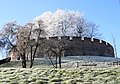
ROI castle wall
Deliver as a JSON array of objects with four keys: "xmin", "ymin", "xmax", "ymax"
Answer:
[
  {"xmin": 9, "ymin": 36, "xmax": 115, "ymax": 61},
  {"xmin": 36, "ymin": 36, "xmax": 114, "ymax": 57}
]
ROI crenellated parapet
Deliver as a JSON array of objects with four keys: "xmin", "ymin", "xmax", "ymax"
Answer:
[
  {"xmin": 41, "ymin": 36, "xmax": 114, "ymax": 57},
  {"xmin": 9, "ymin": 36, "xmax": 115, "ymax": 61}
]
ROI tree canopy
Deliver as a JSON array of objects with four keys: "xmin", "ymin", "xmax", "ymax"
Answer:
[{"xmin": 34, "ymin": 9, "xmax": 101, "ymax": 38}]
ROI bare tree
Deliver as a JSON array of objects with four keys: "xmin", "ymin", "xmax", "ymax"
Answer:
[
  {"xmin": 16, "ymin": 20, "xmax": 45, "ymax": 68},
  {"xmin": 0, "ymin": 20, "xmax": 45, "ymax": 68},
  {"xmin": 86, "ymin": 22, "xmax": 102, "ymax": 38},
  {"xmin": 75, "ymin": 18, "xmax": 87, "ymax": 37},
  {"xmin": 0, "ymin": 21, "xmax": 17, "ymax": 59},
  {"xmin": 34, "ymin": 9, "xmax": 102, "ymax": 39},
  {"xmin": 29, "ymin": 20, "xmax": 47, "ymax": 68},
  {"xmin": 15, "ymin": 23, "xmax": 33, "ymax": 68},
  {"xmin": 75, "ymin": 18, "xmax": 102, "ymax": 39},
  {"xmin": 111, "ymin": 33, "xmax": 117, "ymax": 58},
  {"xmin": 44, "ymin": 38, "xmax": 58, "ymax": 68},
  {"xmin": 45, "ymin": 37, "xmax": 70, "ymax": 68}
]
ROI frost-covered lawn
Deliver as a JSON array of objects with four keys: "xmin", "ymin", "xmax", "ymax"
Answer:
[
  {"xmin": 0, "ymin": 57, "xmax": 120, "ymax": 84},
  {"xmin": 0, "ymin": 56, "xmax": 119, "ymax": 68},
  {"xmin": 0, "ymin": 66, "xmax": 120, "ymax": 84}
]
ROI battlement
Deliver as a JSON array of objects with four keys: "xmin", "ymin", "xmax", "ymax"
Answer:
[
  {"xmin": 9, "ymin": 36, "xmax": 115, "ymax": 61},
  {"xmin": 45, "ymin": 36, "xmax": 113, "ymax": 48},
  {"xmin": 42, "ymin": 36, "xmax": 114, "ymax": 57}
]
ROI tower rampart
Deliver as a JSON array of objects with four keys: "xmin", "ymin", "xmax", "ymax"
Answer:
[{"xmin": 41, "ymin": 36, "xmax": 115, "ymax": 57}]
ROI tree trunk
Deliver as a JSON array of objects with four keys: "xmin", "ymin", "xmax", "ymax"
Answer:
[
  {"xmin": 49, "ymin": 57, "xmax": 56, "ymax": 68},
  {"xmin": 33, "ymin": 45, "xmax": 39, "ymax": 61},
  {"xmin": 47, "ymin": 50, "xmax": 56, "ymax": 68},
  {"xmin": 22, "ymin": 60, "xmax": 26, "ymax": 68},
  {"xmin": 26, "ymin": 52, "xmax": 29, "ymax": 61},
  {"xmin": 22, "ymin": 52, "xmax": 26, "ymax": 68},
  {"xmin": 59, "ymin": 54, "xmax": 61, "ymax": 68},
  {"xmin": 56, "ymin": 55, "xmax": 57, "ymax": 68},
  {"xmin": 30, "ymin": 46, "xmax": 33, "ymax": 68}
]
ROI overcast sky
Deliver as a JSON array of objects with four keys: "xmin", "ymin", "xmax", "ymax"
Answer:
[{"xmin": 0, "ymin": 0, "xmax": 120, "ymax": 58}]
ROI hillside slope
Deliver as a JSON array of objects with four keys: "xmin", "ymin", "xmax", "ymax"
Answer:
[{"xmin": 0, "ymin": 67, "xmax": 120, "ymax": 84}]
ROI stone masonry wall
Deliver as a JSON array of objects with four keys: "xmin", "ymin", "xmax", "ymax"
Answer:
[{"xmin": 36, "ymin": 36, "xmax": 114, "ymax": 57}]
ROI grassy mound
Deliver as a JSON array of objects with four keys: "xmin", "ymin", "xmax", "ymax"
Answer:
[
  {"xmin": 0, "ymin": 57, "xmax": 120, "ymax": 84},
  {"xmin": 0, "ymin": 67, "xmax": 120, "ymax": 84}
]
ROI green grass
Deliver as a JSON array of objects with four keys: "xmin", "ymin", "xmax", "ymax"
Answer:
[
  {"xmin": 0, "ymin": 66, "xmax": 120, "ymax": 84},
  {"xmin": 0, "ymin": 59, "xmax": 120, "ymax": 84}
]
